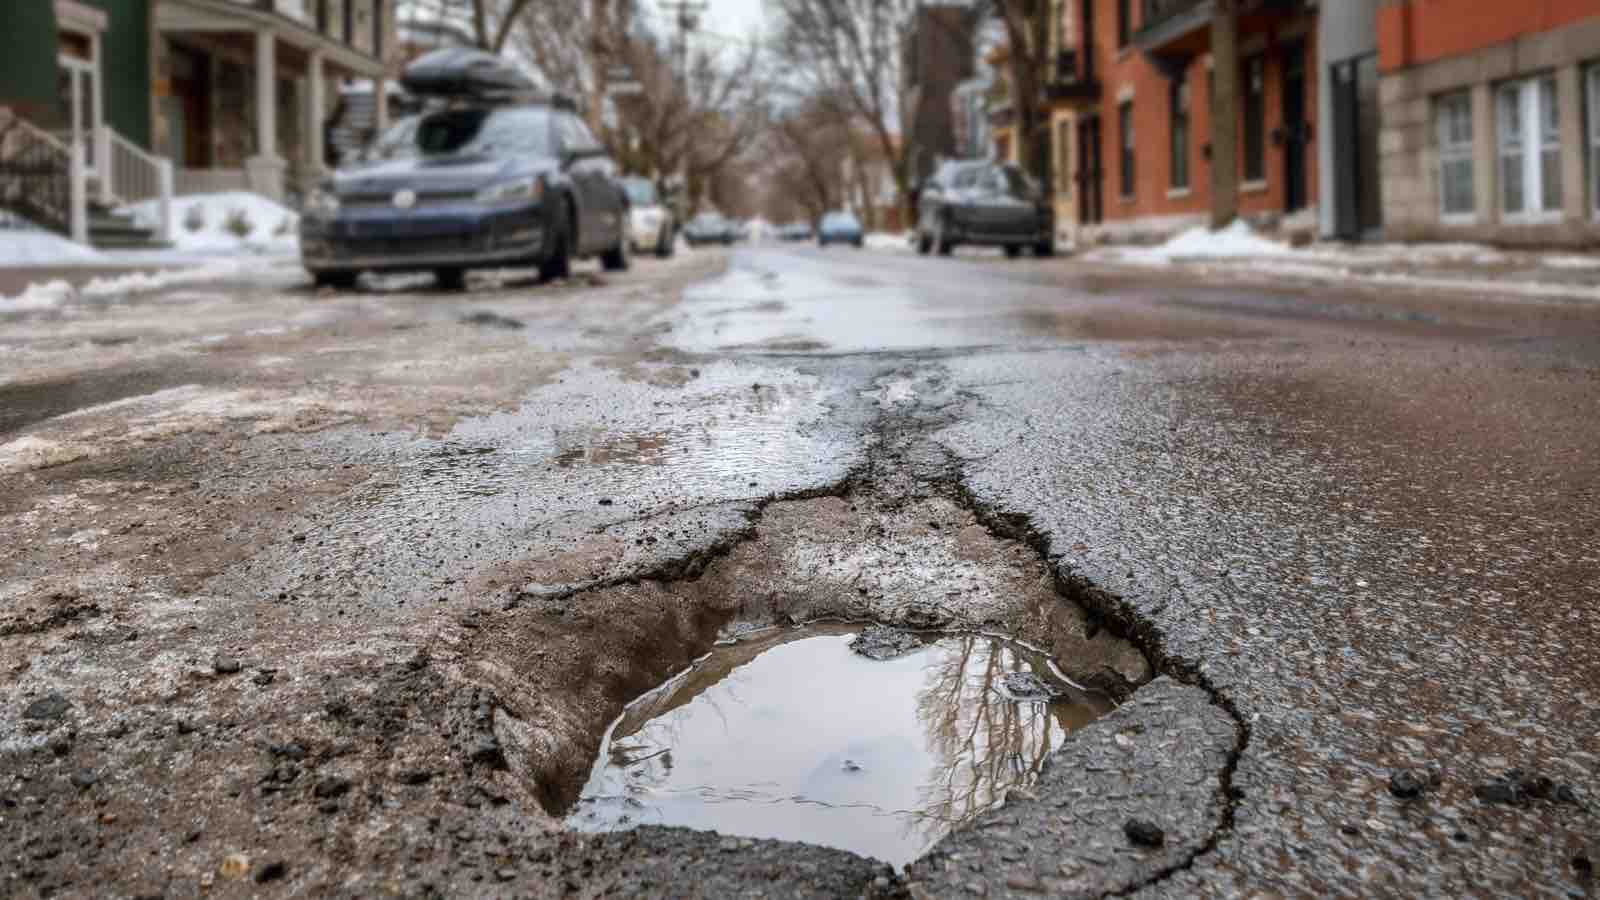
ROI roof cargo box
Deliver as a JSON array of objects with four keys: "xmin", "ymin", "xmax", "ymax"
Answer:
[{"xmin": 401, "ymin": 48, "xmax": 534, "ymax": 99}]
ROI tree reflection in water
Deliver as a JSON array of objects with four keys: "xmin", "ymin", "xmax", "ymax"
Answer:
[{"xmin": 566, "ymin": 626, "xmax": 1109, "ymax": 866}]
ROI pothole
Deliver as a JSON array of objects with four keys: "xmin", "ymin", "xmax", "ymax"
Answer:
[{"xmin": 564, "ymin": 623, "xmax": 1113, "ymax": 867}]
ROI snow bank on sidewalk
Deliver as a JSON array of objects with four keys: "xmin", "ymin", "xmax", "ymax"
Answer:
[
  {"xmin": 1, "ymin": 258, "xmax": 299, "ymax": 311},
  {"xmin": 865, "ymin": 232, "xmax": 912, "ymax": 252},
  {"xmin": 0, "ymin": 229, "xmax": 108, "ymax": 266},
  {"xmin": 1097, "ymin": 220, "xmax": 1296, "ymax": 264},
  {"xmin": 120, "ymin": 191, "xmax": 299, "ymax": 256}
]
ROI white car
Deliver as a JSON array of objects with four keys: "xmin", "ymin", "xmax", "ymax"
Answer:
[{"xmin": 622, "ymin": 176, "xmax": 675, "ymax": 258}]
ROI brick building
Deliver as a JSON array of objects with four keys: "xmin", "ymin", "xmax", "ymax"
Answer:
[
  {"xmin": 1036, "ymin": 0, "xmax": 1321, "ymax": 245},
  {"xmin": 1376, "ymin": 0, "xmax": 1600, "ymax": 248}
]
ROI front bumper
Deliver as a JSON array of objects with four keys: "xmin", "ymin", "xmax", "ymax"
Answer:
[
  {"xmin": 947, "ymin": 211, "xmax": 1052, "ymax": 246},
  {"xmin": 301, "ymin": 202, "xmax": 547, "ymax": 272}
]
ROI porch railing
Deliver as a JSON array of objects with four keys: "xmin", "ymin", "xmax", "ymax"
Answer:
[
  {"xmin": 105, "ymin": 128, "xmax": 175, "ymax": 242},
  {"xmin": 0, "ymin": 110, "xmax": 81, "ymax": 240}
]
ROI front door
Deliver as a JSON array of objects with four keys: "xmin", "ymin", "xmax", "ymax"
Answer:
[
  {"xmin": 1282, "ymin": 42, "xmax": 1308, "ymax": 212},
  {"xmin": 1076, "ymin": 114, "xmax": 1102, "ymax": 225}
]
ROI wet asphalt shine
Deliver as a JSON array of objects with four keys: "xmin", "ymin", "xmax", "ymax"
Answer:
[{"xmin": 2, "ymin": 245, "xmax": 1598, "ymax": 898}]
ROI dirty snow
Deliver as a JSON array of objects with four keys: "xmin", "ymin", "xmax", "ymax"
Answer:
[
  {"xmin": 0, "ymin": 229, "xmax": 108, "ymax": 266},
  {"xmin": 865, "ymin": 232, "xmax": 912, "ymax": 253},
  {"xmin": 1095, "ymin": 220, "xmax": 1296, "ymax": 264},
  {"xmin": 120, "ymin": 191, "xmax": 299, "ymax": 256}
]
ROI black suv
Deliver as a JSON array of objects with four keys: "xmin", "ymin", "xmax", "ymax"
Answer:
[
  {"xmin": 915, "ymin": 160, "xmax": 1054, "ymax": 259},
  {"xmin": 300, "ymin": 49, "xmax": 630, "ymax": 290}
]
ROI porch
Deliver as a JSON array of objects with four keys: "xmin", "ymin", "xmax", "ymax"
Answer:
[{"xmin": 153, "ymin": 0, "xmax": 391, "ymax": 203}]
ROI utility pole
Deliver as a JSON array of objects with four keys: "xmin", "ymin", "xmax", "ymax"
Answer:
[
  {"xmin": 657, "ymin": 0, "xmax": 706, "ymax": 212},
  {"xmin": 1210, "ymin": 0, "xmax": 1240, "ymax": 229}
]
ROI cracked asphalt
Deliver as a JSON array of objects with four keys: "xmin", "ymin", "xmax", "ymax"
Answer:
[{"xmin": 2, "ymin": 244, "xmax": 1597, "ymax": 898}]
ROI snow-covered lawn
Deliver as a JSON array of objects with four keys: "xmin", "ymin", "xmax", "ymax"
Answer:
[
  {"xmin": 0, "ymin": 229, "xmax": 109, "ymax": 266},
  {"xmin": 121, "ymin": 191, "xmax": 299, "ymax": 257}
]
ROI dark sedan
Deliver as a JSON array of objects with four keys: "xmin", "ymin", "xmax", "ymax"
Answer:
[
  {"xmin": 682, "ymin": 212, "xmax": 735, "ymax": 246},
  {"xmin": 916, "ymin": 161, "xmax": 1054, "ymax": 259},
  {"xmin": 300, "ymin": 52, "xmax": 629, "ymax": 290}
]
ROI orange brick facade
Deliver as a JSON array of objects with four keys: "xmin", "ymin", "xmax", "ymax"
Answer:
[
  {"xmin": 1378, "ymin": 0, "xmax": 1600, "ymax": 73},
  {"xmin": 1045, "ymin": 1, "xmax": 1322, "ymax": 242}
]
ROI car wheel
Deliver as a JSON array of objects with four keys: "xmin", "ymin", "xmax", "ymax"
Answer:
[
  {"xmin": 854, "ymin": 238, "xmax": 864, "ymax": 249},
  {"xmin": 917, "ymin": 231, "xmax": 932, "ymax": 255},
  {"xmin": 657, "ymin": 225, "xmax": 675, "ymax": 258},
  {"xmin": 313, "ymin": 270, "xmax": 358, "ymax": 290},
  {"xmin": 935, "ymin": 215, "xmax": 954, "ymax": 256},
  {"xmin": 539, "ymin": 197, "xmax": 573, "ymax": 283},
  {"xmin": 601, "ymin": 228, "xmax": 630, "ymax": 272},
  {"xmin": 1004, "ymin": 245, "xmax": 1022, "ymax": 259},
  {"xmin": 434, "ymin": 267, "xmax": 467, "ymax": 291},
  {"xmin": 1035, "ymin": 239, "xmax": 1056, "ymax": 258}
]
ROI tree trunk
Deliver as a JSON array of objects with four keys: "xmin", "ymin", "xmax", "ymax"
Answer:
[{"xmin": 1210, "ymin": 0, "xmax": 1240, "ymax": 229}]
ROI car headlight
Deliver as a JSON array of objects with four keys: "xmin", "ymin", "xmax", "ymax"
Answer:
[
  {"xmin": 306, "ymin": 187, "xmax": 340, "ymax": 217},
  {"xmin": 477, "ymin": 177, "xmax": 544, "ymax": 206}
]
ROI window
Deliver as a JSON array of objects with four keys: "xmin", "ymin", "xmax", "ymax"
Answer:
[
  {"xmin": 1117, "ymin": 0, "xmax": 1130, "ymax": 48},
  {"xmin": 1498, "ymin": 76, "xmax": 1561, "ymax": 219},
  {"xmin": 1119, "ymin": 100, "xmax": 1135, "ymax": 198},
  {"xmin": 1436, "ymin": 91, "xmax": 1474, "ymax": 219},
  {"xmin": 1242, "ymin": 57, "xmax": 1265, "ymax": 182},
  {"xmin": 1590, "ymin": 66, "xmax": 1600, "ymax": 218},
  {"xmin": 1056, "ymin": 119, "xmax": 1073, "ymax": 196},
  {"xmin": 1170, "ymin": 78, "xmax": 1189, "ymax": 190}
]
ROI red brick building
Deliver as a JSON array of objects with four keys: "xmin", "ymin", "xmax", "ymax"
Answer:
[
  {"xmin": 1039, "ymin": 0, "xmax": 1321, "ymax": 244},
  {"xmin": 1376, "ymin": 0, "xmax": 1600, "ymax": 247}
]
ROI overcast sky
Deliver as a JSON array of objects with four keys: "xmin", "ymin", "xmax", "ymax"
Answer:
[{"xmin": 698, "ymin": 0, "xmax": 769, "ymax": 40}]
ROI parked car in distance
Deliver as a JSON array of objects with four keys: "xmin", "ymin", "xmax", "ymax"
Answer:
[
  {"xmin": 300, "ymin": 48, "xmax": 631, "ymax": 291},
  {"xmin": 682, "ymin": 212, "xmax": 735, "ymax": 246},
  {"xmin": 916, "ymin": 160, "xmax": 1054, "ymax": 259},
  {"xmin": 778, "ymin": 222, "xmax": 813, "ymax": 242},
  {"xmin": 622, "ymin": 176, "xmax": 675, "ymax": 258},
  {"xmin": 818, "ymin": 211, "xmax": 864, "ymax": 248}
]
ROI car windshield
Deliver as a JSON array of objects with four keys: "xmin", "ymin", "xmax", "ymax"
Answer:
[
  {"xmin": 414, "ymin": 107, "xmax": 555, "ymax": 158},
  {"xmin": 822, "ymin": 213, "xmax": 859, "ymax": 229},
  {"xmin": 368, "ymin": 116, "xmax": 421, "ymax": 161},
  {"xmin": 623, "ymin": 179, "xmax": 659, "ymax": 206},
  {"xmin": 996, "ymin": 166, "xmax": 1035, "ymax": 198}
]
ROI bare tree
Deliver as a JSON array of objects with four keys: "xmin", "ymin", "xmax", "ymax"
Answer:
[
  {"xmin": 772, "ymin": 0, "xmax": 918, "ymax": 221},
  {"xmin": 988, "ymin": 0, "xmax": 1050, "ymax": 180},
  {"xmin": 768, "ymin": 94, "xmax": 852, "ymax": 224}
]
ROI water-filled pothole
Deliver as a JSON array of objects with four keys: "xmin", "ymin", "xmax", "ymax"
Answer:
[{"xmin": 565, "ymin": 624, "xmax": 1113, "ymax": 867}]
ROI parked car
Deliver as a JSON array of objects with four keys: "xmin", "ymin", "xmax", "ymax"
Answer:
[
  {"xmin": 915, "ymin": 160, "xmax": 1054, "ymax": 259},
  {"xmin": 818, "ymin": 211, "xmax": 864, "ymax": 248},
  {"xmin": 682, "ymin": 212, "xmax": 735, "ymax": 246},
  {"xmin": 622, "ymin": 176, "xmax": 675, "ymax": 258},
  {"xmin": 778, "ymin": 222, "xmax": 813, "ymax": 242},
  {"xmin": 300, "ymin": 48, "xmax": 631, "ymax": 290}
]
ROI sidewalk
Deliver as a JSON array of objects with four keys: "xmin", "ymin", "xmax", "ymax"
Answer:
[{"xmin": 1077, "ymin": 223, "xmax": 1600, "ymax": 305}]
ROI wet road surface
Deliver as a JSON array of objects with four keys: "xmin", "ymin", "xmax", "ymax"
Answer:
[{"xmin": 2, "ymin": 245, "xmax": 1597, "ymax": 897}]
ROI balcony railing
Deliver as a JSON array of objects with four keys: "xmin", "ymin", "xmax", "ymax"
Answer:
[
  {"xmin": 1044, "ymin": 48, "xmax": 1100, "ymax": 103},
  {"xmin": 1139, "ymin": 0, "xmax": 1209, "ymax": 34}
]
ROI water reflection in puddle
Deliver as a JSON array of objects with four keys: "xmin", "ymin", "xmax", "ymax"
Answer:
[{"xmin": 567, "ymin": 626, "xmax": 1112, "ymax": 867}]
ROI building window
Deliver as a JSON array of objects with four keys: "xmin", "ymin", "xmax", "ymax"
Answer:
[
  {"xmin": 1590, "ymin": 65, "xmax": 1600, "ymax": 218},
  {"xmin": 1243, "ymin": 56, "xmax": 1264, "ymax": 182},
  {"xmin": 1117, "ymin": 0, "xmax": 1130, "ymax": 48},
  {"xmin": 1056, "ymin": 119, "xmax": 1073, "ymax": 197},
  {"xmin": 1436, "ymin": 91, "xmax": 1474, "ymax": 219},
  {"xmin": 1498, "ymin": 75, "xmax": 1561, "ymax": 219},
  {"xmin": 1170, "ymin": 78, "xmax": 1189, "ymax": 190},
  {"xmin": 1119, "ymin": 100, "xmax": 1135, "ymax": 198}
]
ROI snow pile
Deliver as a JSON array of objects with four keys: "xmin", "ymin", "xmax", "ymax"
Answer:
[
  {"xmin": 120, "ymin": 191, "xmax": 299, "ymax": 256},
  {"xmin": 1104, "ymin": 220, "xmax": 1295, "ymax": 264},
  {"xmin": 2, "ymin": 280, "xmax": 77, "ymax": 311},
  {"xmin": 0, "ymin": 229, "xmax": 108, "ymax": 266},
  {"xmin": 865, "ymin": 232, "xmax": 913, "ymax": 253}
]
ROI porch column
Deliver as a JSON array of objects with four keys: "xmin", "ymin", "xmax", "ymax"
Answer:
[
  {"xmin": 373, "ymin": 76, "xmax": 389, "ymax": 135},
  {"xmin": 307, "ymin": 51, "xmax": 326, "ymax": 179},
  {"xmin": 246, "ymin": 28, "xmax": 286, "ymax": 200}
]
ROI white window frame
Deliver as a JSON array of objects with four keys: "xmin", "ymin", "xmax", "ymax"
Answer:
[
  {"xmin": 1498, "ymin": 76, "xmax": 1563, "ymax": 224},
  {"xmin": 1589, "ymin": 64, "xmax": 1600, "ymax": 220},
  {"xmin": 1436, "ymin": 91, "xmax": 1475, "ymax": 224}
]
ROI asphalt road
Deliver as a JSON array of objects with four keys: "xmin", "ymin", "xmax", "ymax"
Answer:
[{"xmin": 2, "ymin": 244, "xmax": 1596, "ymax": 898}]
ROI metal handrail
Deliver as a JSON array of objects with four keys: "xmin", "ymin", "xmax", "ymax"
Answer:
[{"xmin": 0, "ymin": 110, "xmax": 74, "ymax": 235}]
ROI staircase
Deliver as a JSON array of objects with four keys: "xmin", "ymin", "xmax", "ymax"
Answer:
[{"xmin": 1, "ymin": 107, "xmax": 174, "ymax": 251}]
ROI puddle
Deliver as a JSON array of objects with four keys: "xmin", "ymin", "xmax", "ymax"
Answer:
[{"xmin": 566, "ymin": 625, "xmax": 1112, "ymax": 867}]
